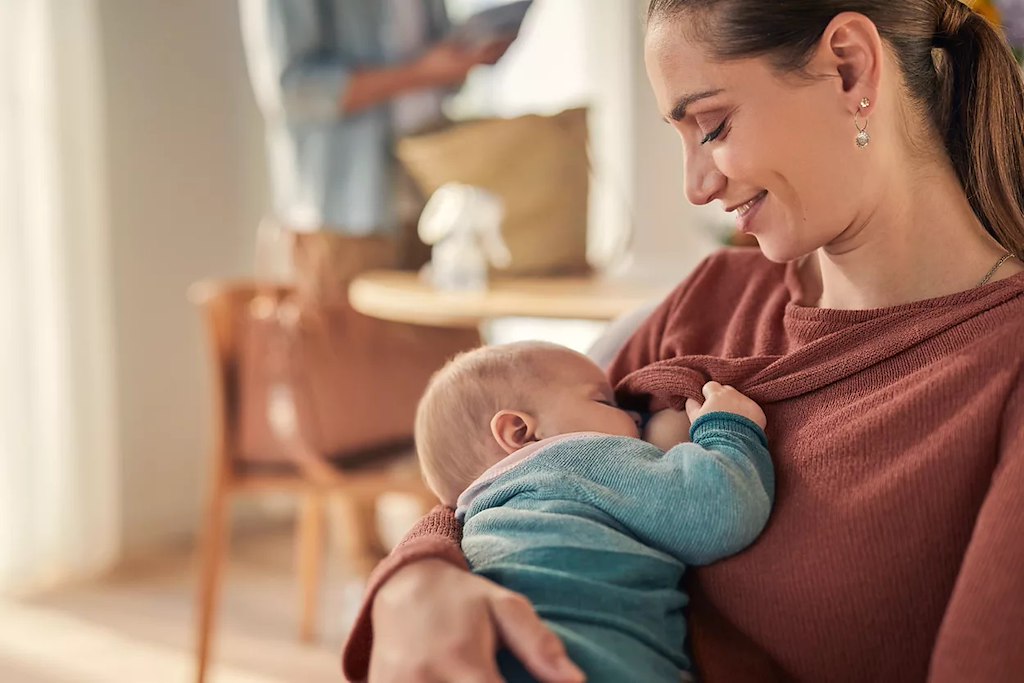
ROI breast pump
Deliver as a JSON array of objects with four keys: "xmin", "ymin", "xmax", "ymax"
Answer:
[{"xmin": 418, "ymin": 182, "xmax": 512, "ymax": 291}]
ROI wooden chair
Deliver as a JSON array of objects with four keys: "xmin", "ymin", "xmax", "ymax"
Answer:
[{"xmin": 188, "ymin": 280, "xmax": 437, "ymax": 683}]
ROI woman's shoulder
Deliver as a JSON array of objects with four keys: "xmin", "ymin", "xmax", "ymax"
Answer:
[{"xmin": 970, "ymin": 281, "xmax": 1024, "ymax": 364}]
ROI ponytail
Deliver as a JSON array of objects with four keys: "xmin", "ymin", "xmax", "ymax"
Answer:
[{"xmin": 934, "ymin": 0, "xmax": 1024, "ymax": 256}]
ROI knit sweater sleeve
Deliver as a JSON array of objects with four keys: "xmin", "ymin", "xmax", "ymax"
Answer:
[
  {"xmin": 646, "ymin": 413, "xmax": 774, "ymax": 565},
  {"xmin": 341, "ymin": 505, "xmax": 467, "ymax": 683},
  {"xmin": 549, "ymin": 414, "xmax": 774, "ymax": 567},
  {"xmin": 928, "ymin": 372, "xmax": 1024, "ymax": 682}
]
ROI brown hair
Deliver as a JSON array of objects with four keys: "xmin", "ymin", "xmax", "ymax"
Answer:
[{"xmin": 648, "ymin": 0, "xmax": 1024, "ymax": 257}]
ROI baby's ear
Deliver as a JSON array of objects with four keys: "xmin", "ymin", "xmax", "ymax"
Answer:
[{"xmin": 490, "ymin": 410, "xmax": 538, "ymax": 454}]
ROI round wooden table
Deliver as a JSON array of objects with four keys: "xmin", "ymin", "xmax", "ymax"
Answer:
[{"xmin": 348, "ymin": 270, "xmax": 671, "ymax": 328}]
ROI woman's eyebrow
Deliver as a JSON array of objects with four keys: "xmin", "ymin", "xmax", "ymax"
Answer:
[{"xmin": 663, "ymin": 88, "xmax": 725, "ymax": 123}]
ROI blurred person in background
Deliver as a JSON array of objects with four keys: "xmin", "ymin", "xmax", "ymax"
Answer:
[{"xmin": 240, "ymin": 0, "xmax": 515, "ymax": 299}]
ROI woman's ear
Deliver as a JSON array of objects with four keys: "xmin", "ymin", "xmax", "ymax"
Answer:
[
  {"xmin": 490, "ymin": 410, "xmax": 538, "ymax": 454},
  {"xmin": 814, "ymin": 11, "xmax": 883, "ymax": 113}
]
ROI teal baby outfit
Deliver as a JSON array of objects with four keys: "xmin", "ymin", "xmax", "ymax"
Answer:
[{"xmin": 457, "ymin": 413, "xmax": 774, "ymax": 682}]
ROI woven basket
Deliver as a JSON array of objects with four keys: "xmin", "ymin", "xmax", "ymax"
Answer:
[{"xmin": 396, "ymin": 107, "xmax": 590, "ymax": 276}]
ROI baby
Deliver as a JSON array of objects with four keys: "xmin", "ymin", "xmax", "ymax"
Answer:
[{"xmin": 415, "ymin": 341, "xmax": 774, "ymax": 683}]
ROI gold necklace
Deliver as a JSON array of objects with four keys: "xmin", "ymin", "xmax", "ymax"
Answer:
[
  {"xmin": 976, "ymin": 252, "xmax": 1016, "ymax": 288},
  {"xmin": 811, "ymin": 251, "xmax": 1017, "ymax": 307}
]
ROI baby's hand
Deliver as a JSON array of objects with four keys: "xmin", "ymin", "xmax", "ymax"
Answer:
[{"xmin": 685, "ymin": 381, "xmax": 767, "ymax": 430}]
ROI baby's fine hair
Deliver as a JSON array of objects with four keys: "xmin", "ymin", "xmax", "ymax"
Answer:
[{"xmin": 415, "ymin": 341, "xmax": 577, "ymax": 506}]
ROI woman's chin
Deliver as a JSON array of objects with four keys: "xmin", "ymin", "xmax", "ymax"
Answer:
[
  {"xmin": 750, "ymin": 232, "xmax": 814, "ymax": 264},
  {"xmin": 752, "ymin": 239, "xmax": 793, "ymax": 264}
]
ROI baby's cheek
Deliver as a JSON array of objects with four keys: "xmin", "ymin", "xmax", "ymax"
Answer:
[{"xmin": 606, "ymin": 411, "xmax": 638, "ymax": 438}]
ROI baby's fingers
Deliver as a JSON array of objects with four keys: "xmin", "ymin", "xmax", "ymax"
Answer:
[
  {"xmin": 685, "ymin": 398, "xmax": 702, "ymax": 422},
  {"xmin": 701, "ymin": 381, "xmax": 725, "ymax": 399}
]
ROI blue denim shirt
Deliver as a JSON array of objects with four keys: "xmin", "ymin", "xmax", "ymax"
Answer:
[{"xmin": 240, "ymin": 0, "xmax": 451, "ymax": 234}]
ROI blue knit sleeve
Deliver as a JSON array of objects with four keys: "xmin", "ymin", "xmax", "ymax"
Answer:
[{"xmin": 543, "ymin": 415, "xmax": 774, "ymax": 567}]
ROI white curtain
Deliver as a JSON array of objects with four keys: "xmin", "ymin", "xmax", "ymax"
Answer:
[{"xmin": 0, "ymin": 0, "xmax": 119, "ymax": 593}]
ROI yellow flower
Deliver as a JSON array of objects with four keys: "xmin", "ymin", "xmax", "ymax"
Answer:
[{"xmin": 966, "ymin": 0, "xmax": 1002, "ymax": 27}]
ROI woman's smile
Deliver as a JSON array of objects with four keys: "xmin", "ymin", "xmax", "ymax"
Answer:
[{"xmin": 731, "ymin": 190, "xmax": 768, "ymax": 232}]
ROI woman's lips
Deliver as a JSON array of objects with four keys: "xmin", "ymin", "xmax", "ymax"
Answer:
[{"xmin": 733, "ymin": 190, "xmax": 767, "ymax": 233}]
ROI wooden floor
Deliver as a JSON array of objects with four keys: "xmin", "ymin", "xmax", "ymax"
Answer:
[{"xmin": 0, "ymin": 530, "xmax": 367, "ymax": 683}]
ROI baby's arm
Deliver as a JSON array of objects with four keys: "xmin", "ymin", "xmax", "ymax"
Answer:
[
  {"xmin": 656, "ymin": 382, "xmax": 773, "ymax": 563},
  {"xmin": 558, "ymin": 383, "xmax": 773, "ymax": 566},
  {"xmin": 638, "ymin": 413, "xmax": 773, "ymax": 566}
]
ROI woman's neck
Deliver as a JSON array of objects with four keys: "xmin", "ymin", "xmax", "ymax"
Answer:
[{"xmin": 803, "ymin": 162, "xmax": 1022, "ymax": 310}]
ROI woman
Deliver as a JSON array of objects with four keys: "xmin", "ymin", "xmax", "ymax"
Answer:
[{"xmin": 343, "ymin": 1, "xmax": 1024, "ymax": 681}]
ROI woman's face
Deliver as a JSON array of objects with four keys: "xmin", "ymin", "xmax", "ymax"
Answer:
[{"xmin": 644, "ymin": 17, "xmax": 877, "ymax": 263}]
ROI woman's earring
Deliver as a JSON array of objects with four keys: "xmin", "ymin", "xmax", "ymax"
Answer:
[{"xmin": 854, "ymin": 97, "xmax": 871, "ymax": 149}]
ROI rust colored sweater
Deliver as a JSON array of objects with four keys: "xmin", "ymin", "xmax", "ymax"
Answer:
[{"xmin": 343, "ymin": 248, "xmax": 1024, "ymax": 682}]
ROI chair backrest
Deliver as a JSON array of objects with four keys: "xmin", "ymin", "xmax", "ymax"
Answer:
[{"xmin": 188, "ymin": 280, "xmax": 293, "ymax": 480}]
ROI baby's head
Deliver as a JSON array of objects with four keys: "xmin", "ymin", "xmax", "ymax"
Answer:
[{"xmin": 415, "ymin": 341, "xmax": 640, "ymax": 506}]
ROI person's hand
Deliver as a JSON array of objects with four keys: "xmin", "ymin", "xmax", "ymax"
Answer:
[
  {"xmin": 369, "ymin": 559, "xmax": 587, "ymax": 683},
  {"xmin": 643, "ymin": 408, "xmax": 692, "ymax": 450},
  {"xmin": 473, "ymin": 35, "xmax": 516, "ymax": 65},
  {"xmin": 412, "ymin": 42, "xmax": 486, "ymax": 89},
  {"xmin": 685, "ymin": 381, "xmax": 767, "ymax": 430}
]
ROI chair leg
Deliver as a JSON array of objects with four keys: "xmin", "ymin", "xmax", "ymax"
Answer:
[
  {"xmin": 195, "ymin": 482, "xmax": 230, "ymax": 683},
  {"xmin": 333, "ymin": 493, "xmax": 385, "ymax": 579},
  {"xmin": 297, "ymin": 492, "xmax": 326, "ymax": 643}
]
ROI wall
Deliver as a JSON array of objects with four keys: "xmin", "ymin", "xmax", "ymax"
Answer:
[{"xmin": 97, "ymin": 0, "xmax": 269, "ymax": 557}]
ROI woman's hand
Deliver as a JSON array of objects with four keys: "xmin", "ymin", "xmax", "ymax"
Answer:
[{"xmin": 369, "ymin": 559, "xmax": 586, "ymax": 683}]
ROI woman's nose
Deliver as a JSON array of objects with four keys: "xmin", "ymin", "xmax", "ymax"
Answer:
[{"xmin": 684, "ymin": 146, "xmax": 726, "ymax": 206}]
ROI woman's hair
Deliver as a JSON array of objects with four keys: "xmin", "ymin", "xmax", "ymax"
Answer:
[
  {"xmin": 647, "ymin": 0, "xmax": 1024, "ymax": 257},
  {"xmin": 415, "ymin": 341, "xmax": 569, "ymax": 507}
]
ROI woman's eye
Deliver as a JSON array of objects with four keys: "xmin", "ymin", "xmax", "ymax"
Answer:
[{"xmin": 700, "ymin": 120, "xmax": 727, "ymax": 145}]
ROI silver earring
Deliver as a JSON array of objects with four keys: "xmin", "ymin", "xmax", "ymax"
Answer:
[{"xmin": 854, "ymin": 97, "xmax": 870, "ymax": 148}]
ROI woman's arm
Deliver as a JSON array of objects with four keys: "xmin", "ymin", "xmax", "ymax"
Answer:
[
  {"xmin": 342, "ymin": 506, "xmax": 583, "ymax": 683},
  {"xmin": 342, "ymin": 506, "xmax": 467, "ymax": 678},
  {"xmin": 928, "ymin": 374, "xmax": 1024, "ymax": 681}
]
